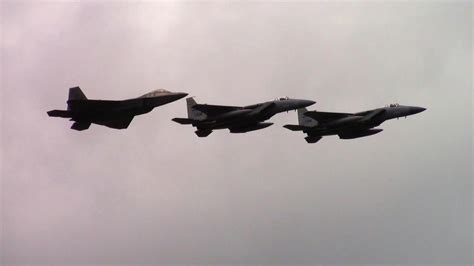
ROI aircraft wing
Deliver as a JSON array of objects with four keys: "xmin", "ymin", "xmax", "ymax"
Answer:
[
  {"xmin": 47, "ymin": 109, "xmax": 72, "ymax": 118},
  {"xmin": 304, "ymin": 111, "xmax": 352, "ymax": 123},
  {"xmin": 247, "ymin": 102, "xmax": 275, "ymax": 115},
  {"xmin": 356, "ymin": 109, "xmax": 386, "ymax": 121},
  {"xmin": 193, "ymin": 104, "xmax": 242, "ymax": 117},
  {"xmin": 96, "ymin": 115, "xmax": 135, "ymax": 129},
  {"xmin": 283, "ymin": 124, "xmax": 307, "ymax": 131},
  {"xmin": 172, "ymin": 118, "xmax": 196, "ymax": 125},
  {"xmin": 67, "ymin": 99, "xmax": 123, "ymax": 110}
]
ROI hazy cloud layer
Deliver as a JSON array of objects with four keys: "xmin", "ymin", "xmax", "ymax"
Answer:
[{"xmin": 1, "ymin": 2, "xmax": 472, "ymax": 264}]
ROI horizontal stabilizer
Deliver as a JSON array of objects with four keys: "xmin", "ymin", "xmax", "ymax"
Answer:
[
  {"xmin": 47, "ymin": 110, "xmax": 72, "ymax": 118},
  {"xmin": 283, "ymin": 124, "xmax": 306, "ymax": 131},
  {"xmin": 71, "ymin": 122, "xmax": 91, "ymax": 131},
  {"xmin": 172, "ymin": 118, "xmax": 196, "ymax": 125}
]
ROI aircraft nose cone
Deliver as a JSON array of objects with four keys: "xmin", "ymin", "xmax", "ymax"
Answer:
[
  {"xmin": 301, "ymin": 99, "xmax": 316, "ymax": 107},
  {"xmin": 174, "ymin": 92, "xmax": 188, "ymax": 100},
  {"xmin": 411, "ymin": 106, "xmax": 426, "ymax": 115}
]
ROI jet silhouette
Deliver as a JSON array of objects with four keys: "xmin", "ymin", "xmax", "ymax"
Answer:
[
  {"xmin": 284, "ymin": 104, "xmax": 426, "ymax": 143},
  {"xmin": 173, "ymin": 97, "xmax": 315, "ymax": 137},
  {"xmin": 48, "ymin": 87, "xmax": 187, "ymax": 130}
]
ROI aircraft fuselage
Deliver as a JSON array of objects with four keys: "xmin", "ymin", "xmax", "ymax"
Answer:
[
  {"xmin": 284, "ymin": 104, "xmax": 426, "ymax": 143},
  {"xmin": 48, "ymin": 87, "xmax": 188, "ymax": 130}
]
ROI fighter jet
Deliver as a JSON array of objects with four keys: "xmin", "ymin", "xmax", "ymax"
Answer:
[
  {"xmin": 172, "ymin": 97, "xmax": 316, "ymax": 137},
  {"xmin": 48, "ymin": 87, "xmax": 188, "ymax": 130},
  {"xmin": 284, "ymin": 103, "xmax": 426, "ymax": 143}
]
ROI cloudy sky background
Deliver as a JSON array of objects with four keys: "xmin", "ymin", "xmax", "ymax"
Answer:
[{"xmin": 1, "ymin": 1, "xmax": 472, "ymax": 264}]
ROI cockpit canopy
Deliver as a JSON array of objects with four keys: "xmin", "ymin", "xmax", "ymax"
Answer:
[
  {"xmin": 276, "ymin": 96, "xmax": 290, "ymax": 101},
  {"xmin": 140, "ymin": 89, "xmax": 171, "ymax": 98},
  {"xmin": 387, "ymin": 103, "xmax": 400, "ymax": 108}
]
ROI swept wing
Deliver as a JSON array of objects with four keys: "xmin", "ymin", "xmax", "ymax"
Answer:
[
  {"xmin": 95, "ymin": 115, "xmax": 135, "ymax": 129},
  {"xmin": 304, "ymin": 111, "xmax": 352, "ymax": 123},
  {"xmin": 192, "ymin": 104, "xmax": 242, "ymax": 117}
]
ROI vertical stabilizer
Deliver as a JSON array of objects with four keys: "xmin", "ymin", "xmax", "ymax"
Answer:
[
  {"xmin": 186, "ymin": 97, "xmax": 207, "ymax": 121},
  {"xmin": 68, "ymin": 87, "xmax": 87, "ymax": 101},
  {"xmin": 298, "ymin": 108, "xmax": 318, "ymax": 127}
]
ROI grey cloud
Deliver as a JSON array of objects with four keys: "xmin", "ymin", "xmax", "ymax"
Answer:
[{"xmin": 1, "ymin": 1, "xmax": 472, "ymax": 264}]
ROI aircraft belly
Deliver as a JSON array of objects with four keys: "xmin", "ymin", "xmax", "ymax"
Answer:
[
  {"xmin": 199, "ymin": 116, "xmax": 260, "ymax": 130},
  {"xmin": 307, "ymin": 124, "xmax": 372, "ymax": 137},
  {"xmin": 306, "ymin": 128, "xmax": 338, "ymax": 137},
  {"xmin": 70, "ymin": 109, "xmax": 137, "ymax": 124}
]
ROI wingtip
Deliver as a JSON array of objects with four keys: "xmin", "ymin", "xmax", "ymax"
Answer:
[{"xmin": 283, "ymin": 124, "xmax": 305, "ymax": 131}]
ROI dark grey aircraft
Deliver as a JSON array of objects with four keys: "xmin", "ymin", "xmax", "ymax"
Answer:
[
  {"xmin": 48, "ymin": 87, "xmax": 188, "ymax": 130},
  {"xmin": 284, "ymin": 104, "xmax": 426, "ymax": 143},
  {"xmin": 172, "ymin": 97, "xmax": 316, "ymax": 137}
]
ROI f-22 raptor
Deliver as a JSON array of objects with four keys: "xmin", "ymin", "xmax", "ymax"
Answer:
[
  {"xmin": 284, "ymin": 104, "xmax": 426, "ymax": 143},
  {"xmin": 48, "ymin": 87, "xmax": 188, "ymax": 130},
  {"xmin": 173, "ymin": 97, "xmax": 315, "ymax": 137}
]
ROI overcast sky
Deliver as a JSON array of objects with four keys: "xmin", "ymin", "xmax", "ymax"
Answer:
[{"xmin": 1, "ymin": 1, "xmax": 472, "ymax": 265}]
